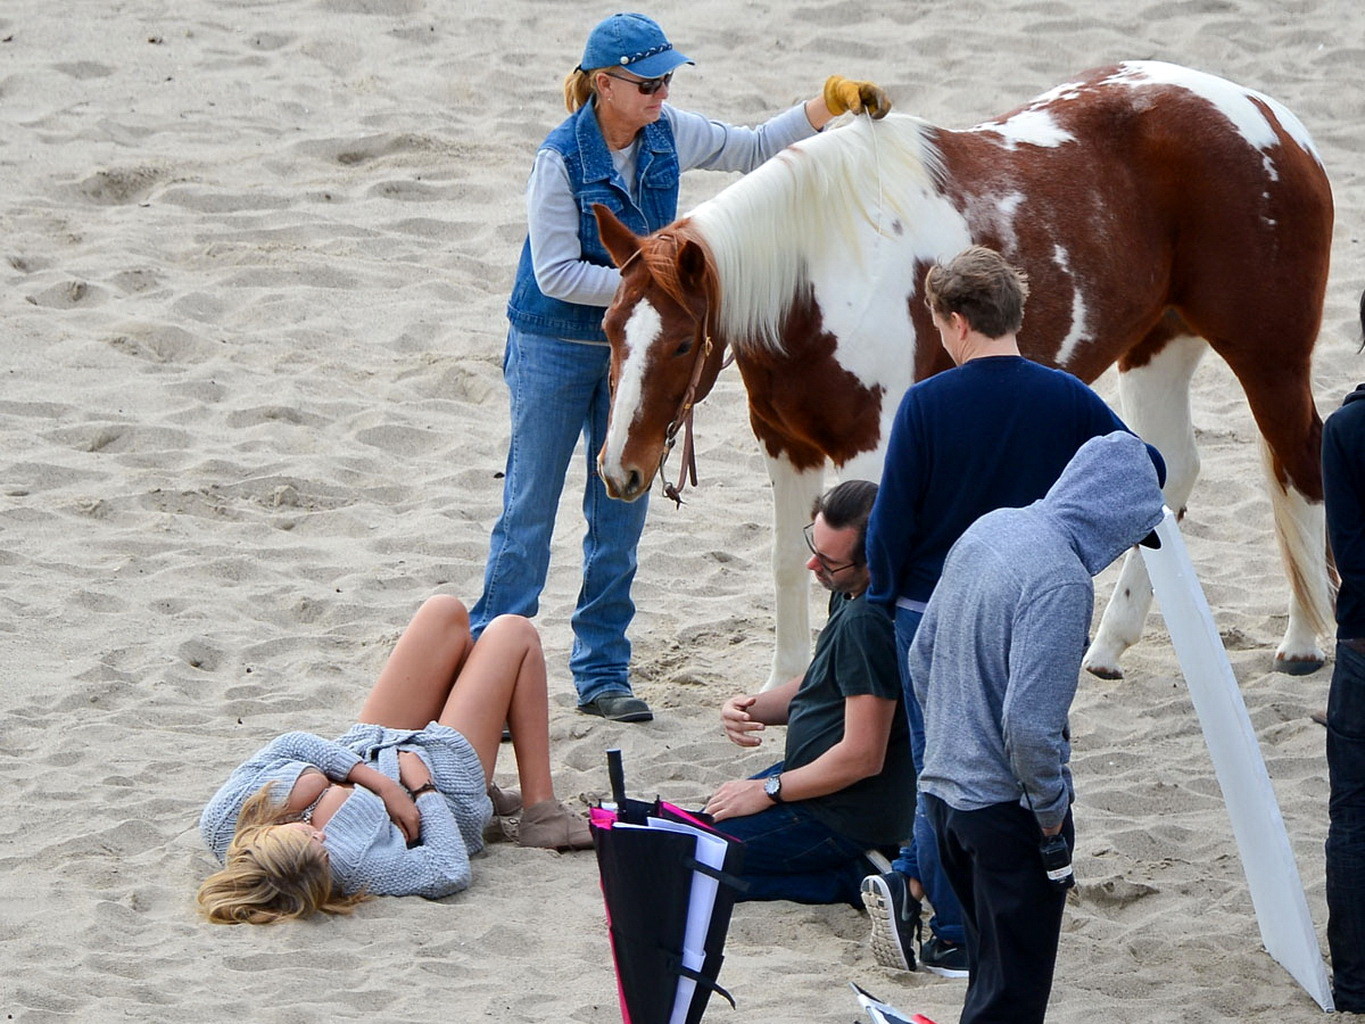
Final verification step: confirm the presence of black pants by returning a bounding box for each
[923,794,1072,1024]
[1328,639,1365,1012]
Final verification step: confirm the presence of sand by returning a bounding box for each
[2,0,1363,1021]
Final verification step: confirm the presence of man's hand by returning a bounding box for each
[703,778,775,821]
[721,695,765,747]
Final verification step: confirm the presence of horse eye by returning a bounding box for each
[674,340,693,357]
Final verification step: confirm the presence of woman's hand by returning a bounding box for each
[382,786,422,843]
[721,695,765,748]
[703,778,773,822]
[822,75,892,119]
[347,761,422,842]
[398,751,433,792]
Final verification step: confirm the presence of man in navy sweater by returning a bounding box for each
[860,246,1164,976]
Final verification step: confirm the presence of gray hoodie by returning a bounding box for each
[912,432,1166,829]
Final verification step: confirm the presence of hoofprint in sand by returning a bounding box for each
[1,1,1361,1022]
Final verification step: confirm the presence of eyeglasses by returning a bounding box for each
[803,522,857,574]
[605,71,673,95]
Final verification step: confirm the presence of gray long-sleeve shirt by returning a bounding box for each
[912,432,1165,830]
[527,102,815,310]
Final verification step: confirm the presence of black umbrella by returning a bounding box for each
[591,749,747,1024]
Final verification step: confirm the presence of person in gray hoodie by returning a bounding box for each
[911,431,1165,1024]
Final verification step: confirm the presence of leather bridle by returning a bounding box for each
[658,322,713,508]
[611,234,725,508]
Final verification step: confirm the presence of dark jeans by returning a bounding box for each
[1328,639,1365,1012]
[924,793,1072,1024]
[890,606,967,945]
[717,763,872,907]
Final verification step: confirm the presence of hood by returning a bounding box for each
[1037,432,1166,575]
[1343,382,1365,406]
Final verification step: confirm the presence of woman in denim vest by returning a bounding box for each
[476,12,890,722]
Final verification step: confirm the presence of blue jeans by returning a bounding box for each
[717,764,872,907]
[890,605,967,945]
[470,327,650,704]
[1328,639,1365,1012]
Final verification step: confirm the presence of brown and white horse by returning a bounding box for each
[595,61,1333,689]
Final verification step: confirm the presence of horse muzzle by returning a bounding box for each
[597,454,654,502]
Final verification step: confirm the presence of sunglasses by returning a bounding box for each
[803,522,857,574]
[605,71,673,96]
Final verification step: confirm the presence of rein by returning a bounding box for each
[658,315,714,508]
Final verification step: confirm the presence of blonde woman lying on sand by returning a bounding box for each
[197,596,592,925]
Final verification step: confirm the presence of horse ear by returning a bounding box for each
[594,204,642,269]
[675,238,712,301]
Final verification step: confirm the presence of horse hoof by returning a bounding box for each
[1274,654,1324,676]
[1085,663,1124,680]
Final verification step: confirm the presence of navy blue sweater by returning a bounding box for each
[867,356,1165,608]
[1325,383,1365,639]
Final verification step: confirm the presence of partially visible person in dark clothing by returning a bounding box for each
[1323,305,1365,1011]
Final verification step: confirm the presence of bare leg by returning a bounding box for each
[356,595,473,728]
[436,614,555,807]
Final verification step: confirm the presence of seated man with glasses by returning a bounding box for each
[701,480,913,907]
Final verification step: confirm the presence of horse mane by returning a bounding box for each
[638,228,708,312]
[680,113,945,355]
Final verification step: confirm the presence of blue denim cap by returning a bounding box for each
[579,12,693,78]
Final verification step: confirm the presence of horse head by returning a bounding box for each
[594,204,728,502]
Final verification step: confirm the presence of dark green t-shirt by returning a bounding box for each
[783,591,914,846]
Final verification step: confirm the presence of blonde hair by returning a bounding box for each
[196,784,370,925]
[564,66,612,112]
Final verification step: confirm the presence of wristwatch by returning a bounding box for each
[763,774,784,804]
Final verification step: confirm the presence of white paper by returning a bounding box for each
[646,816,732,1024]
[1142,509,1334,1011]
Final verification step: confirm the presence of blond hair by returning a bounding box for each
[196,784,370,925]
[563,66,612,112]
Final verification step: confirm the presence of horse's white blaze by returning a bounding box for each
[1107,61,1322,167]
[1051,244,1092,368]
[600,299,662,477]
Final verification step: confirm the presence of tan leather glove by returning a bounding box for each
[823,75,892,119]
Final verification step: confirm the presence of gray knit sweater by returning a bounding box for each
[912,432,1165,830]
[200,723,493,898]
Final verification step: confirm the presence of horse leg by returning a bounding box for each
[1227,362,1331,672]
[764,453,825,691]
[1085,334,1207,679]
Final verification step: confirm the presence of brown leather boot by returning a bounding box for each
[488,783,523,817]
[516,799,593,851]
